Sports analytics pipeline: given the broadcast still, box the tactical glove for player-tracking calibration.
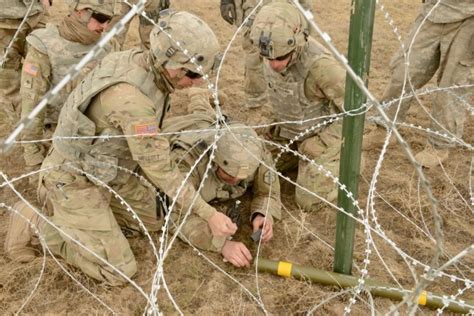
[220,0,236,25]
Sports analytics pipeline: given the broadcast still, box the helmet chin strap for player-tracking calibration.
[148,52,179,91]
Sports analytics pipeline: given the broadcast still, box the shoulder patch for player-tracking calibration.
[23,63,39,77]
[134,122,158,135]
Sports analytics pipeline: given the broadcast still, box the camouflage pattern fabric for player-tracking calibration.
[250,2,347,211]
[0,0,43,20]
[422,0,474,23]
[383,3,474,148]
[110,0,170,49]
[163,89,281,252]
[4,201,42,263]
[40,171,138,285]
[231,0,314,106]
[19,24,110,166]
[35,49,217,284]
[263,38,345,140]
[0,8,46,139]
[295,122,342,210]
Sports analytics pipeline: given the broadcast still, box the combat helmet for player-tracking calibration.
[214,125,263,179]
[250,1,308,60]
[65,0,115,17]
[149,10,220,77]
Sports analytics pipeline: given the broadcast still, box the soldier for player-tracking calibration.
[20,0,115,169]
[219,0,313,108]
[366,0,474,168]
[109,0,170,49]
[249,2,346,211]
[5,11,223,285]
[162,88,281,267]
[0,0,49,139]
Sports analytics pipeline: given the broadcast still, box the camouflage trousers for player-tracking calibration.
[383,15,474,147]
[270,123,343,211]
[0,13,45,138]
[25,157,162,285]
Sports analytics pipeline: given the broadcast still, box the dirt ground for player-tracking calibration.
[1,0,473,314]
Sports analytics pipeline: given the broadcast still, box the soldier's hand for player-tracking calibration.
[220,0,236,25]
[208,212,237,237]
[252,214,273,242]
[221,240,253,267]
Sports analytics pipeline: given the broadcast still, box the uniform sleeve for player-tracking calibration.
[20,45,51,142]
[305,56,346,112]
[170,147,202,190]
[186,88,216,115]
[100,84,217,221]
[250,148,282,222]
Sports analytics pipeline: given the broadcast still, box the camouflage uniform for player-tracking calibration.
[5,12,220,285]
[109,0,170,49]
[250,2,346,211]
[0,0,46,138]
[162,88,281,252]
[383,0,474,148]
[221,0,313,108]
[20,22,113,167]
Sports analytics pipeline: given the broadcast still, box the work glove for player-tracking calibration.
[220,0,236,25]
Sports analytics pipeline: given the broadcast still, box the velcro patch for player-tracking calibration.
[134,122,158,135]
[23,63,39,77]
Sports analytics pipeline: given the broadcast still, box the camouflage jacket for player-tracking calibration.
[162,88,282,222]
[0,0,43,20]
[22,24,110,127]
[233,0,313,27]
[43,49,217,221]
[422,0,474,23]
[264,37,345,140]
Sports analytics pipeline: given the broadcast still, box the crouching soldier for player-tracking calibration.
[20,0,115,168]
[4,11,221,285]
[162,88,281,267]
[0,0,49,139]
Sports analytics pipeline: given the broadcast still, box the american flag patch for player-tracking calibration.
[134,122,158,135]
[23,63,39,77]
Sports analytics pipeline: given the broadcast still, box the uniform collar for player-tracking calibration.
[143,52,175,94]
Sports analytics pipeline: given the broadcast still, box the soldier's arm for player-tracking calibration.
[250,148,282,222]
[170,147,202,190]
[20,45,51,144]
[305,56,346,112]
[102,84,217,221]
[186,88,216,115]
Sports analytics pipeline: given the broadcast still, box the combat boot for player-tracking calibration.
[415,145,449,168]
[4,201,42,263]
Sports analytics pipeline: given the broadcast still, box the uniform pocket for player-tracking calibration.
[51,179,114,232]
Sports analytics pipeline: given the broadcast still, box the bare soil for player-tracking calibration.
[0,0,472,314]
